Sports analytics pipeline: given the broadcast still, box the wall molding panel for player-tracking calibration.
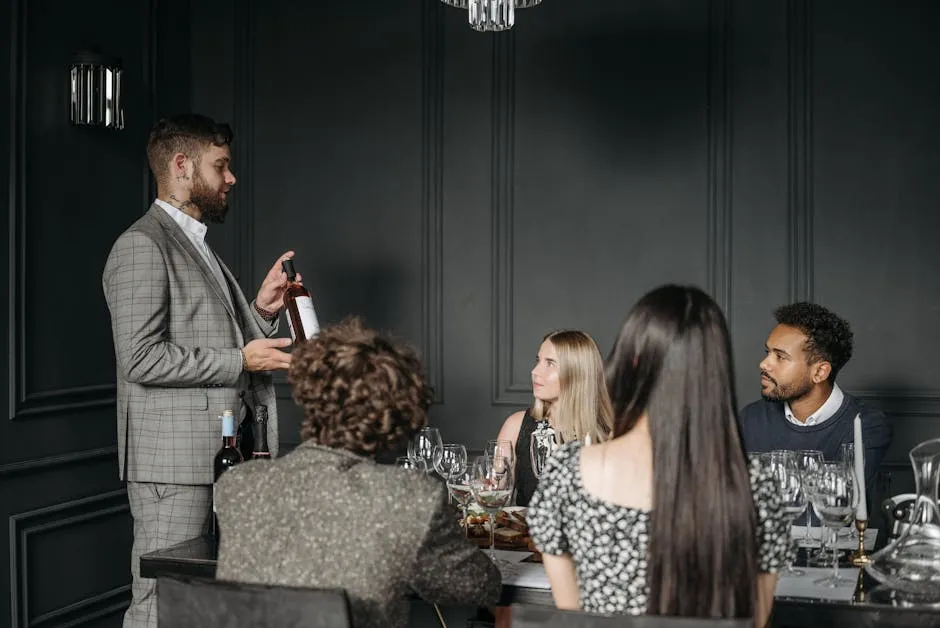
[9,489,131,627]
[786,0,814,304]
[707,0,734,323]
[490,32,522,407]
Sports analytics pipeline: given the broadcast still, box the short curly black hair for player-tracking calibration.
[773,302,854,381]
[287,316,433,456]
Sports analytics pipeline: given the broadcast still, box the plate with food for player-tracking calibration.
[464,505,535,551]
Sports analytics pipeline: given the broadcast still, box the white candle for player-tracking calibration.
[853,413,867,520]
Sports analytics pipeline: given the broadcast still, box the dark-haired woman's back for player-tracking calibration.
[529,437,788,626]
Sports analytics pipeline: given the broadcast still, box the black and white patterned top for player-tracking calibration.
[528,441,790,615]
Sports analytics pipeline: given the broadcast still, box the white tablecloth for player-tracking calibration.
[494,549,865,600]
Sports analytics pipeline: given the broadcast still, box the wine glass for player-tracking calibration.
[838,442,858,539]
[447,470,474,537]
[469,454,514,562]
[529,427,558,480]
[792,450,824,547]
[435,444,468,482]
[808,462,859,586]
[485,439,515,475]
[767,451,807,576]
[409,427,443,475]
[395,456,428,473]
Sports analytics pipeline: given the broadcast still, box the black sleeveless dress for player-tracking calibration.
[513,410,543,507]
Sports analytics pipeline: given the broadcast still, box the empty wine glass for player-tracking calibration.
[469,454,514,562]
[435,444,468,482]
[793,450,824,548]
[447,470,474,537]
[768,451,807,576]
[808,462,859,586]
[838,443,859,540]
[409,426,443,475]
[529,424,558,480]
[395,456,428,473]
[485,439,515,475]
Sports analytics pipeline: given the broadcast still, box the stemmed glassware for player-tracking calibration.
[447,470,474,537]
[808,462,859,586]
[395,456,428,473]
[767,451,808,576]
[435,444,468,481]
[484,439,515,503]
[791,450,825,551]
[838,443,859,540]
[469,454,515,562]
[409,427,443,476]
[485,439,515,475]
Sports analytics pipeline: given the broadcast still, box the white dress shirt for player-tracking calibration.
[155,199,232,305]
[784,383,844,426]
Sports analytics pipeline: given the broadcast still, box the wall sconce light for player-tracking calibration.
[69,51,124,130]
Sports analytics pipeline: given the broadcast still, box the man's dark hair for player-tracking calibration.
[773,302,854,381]
[146,114,233,183]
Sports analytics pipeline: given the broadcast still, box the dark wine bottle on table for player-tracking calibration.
[251,404,272,460]
[212,409,243,540]
[282,259,320,341]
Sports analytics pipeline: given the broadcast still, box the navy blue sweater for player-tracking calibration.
[738,392,892,489]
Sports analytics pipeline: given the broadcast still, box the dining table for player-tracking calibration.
[140,527,940,628]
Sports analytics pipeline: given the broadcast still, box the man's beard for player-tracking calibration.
[191,171,229,224]
[760,372,814,403]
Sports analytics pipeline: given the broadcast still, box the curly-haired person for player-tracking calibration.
[213,317,500,628]
[738,302,892,489]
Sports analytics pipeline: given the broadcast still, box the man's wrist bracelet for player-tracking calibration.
[254,302,278,322]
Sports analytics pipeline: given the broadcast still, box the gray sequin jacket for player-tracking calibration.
[214,440,502,628]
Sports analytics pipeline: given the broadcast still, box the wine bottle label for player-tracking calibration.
[221,413,235,437]
[290,296,320,340]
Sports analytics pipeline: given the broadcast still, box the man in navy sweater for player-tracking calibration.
[738,302,892,489]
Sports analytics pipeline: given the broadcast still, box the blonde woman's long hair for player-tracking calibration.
[531,329,614,444]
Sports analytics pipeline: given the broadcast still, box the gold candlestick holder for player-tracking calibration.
[851,518,871,567]
[852,563,866,602]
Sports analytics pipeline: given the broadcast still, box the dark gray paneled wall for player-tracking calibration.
[0,0,935,627]
[194,0,940,499]
[0,0,192,625]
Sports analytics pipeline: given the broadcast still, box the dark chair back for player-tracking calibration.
[512,605,754,628]
[157,576,351,627]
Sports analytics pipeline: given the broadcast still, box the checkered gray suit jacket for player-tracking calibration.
[103,204,280,485]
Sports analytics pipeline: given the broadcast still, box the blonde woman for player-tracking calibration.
[496,329,614,506]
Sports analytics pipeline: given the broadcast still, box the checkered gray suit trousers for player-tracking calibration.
[124,482,211,628]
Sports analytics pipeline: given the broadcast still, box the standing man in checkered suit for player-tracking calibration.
[102,114,299,628]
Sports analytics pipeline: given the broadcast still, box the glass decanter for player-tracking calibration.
[865,437,940,602]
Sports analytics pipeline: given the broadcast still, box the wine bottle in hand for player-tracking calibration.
[282,259,319,342]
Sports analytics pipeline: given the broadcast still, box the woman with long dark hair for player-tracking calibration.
[528,285,788,625]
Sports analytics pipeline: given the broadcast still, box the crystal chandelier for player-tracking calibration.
[441,0,541,32]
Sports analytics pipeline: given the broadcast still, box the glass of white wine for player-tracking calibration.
[447,470,474,536]
[469,454,514,562]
